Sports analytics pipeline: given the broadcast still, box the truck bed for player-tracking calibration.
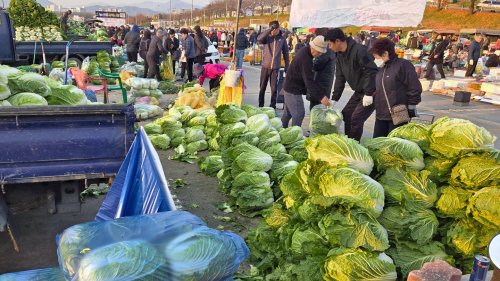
[0,104,135,184]
[14,41,113,57]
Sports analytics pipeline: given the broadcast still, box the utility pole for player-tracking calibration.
[276,0,279,20]
[226,0,228,19]
[191,0,193,26]
[170,0,172,22]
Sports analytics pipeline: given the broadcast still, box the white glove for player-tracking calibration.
[362,95,373,107]
[469,59,474,65]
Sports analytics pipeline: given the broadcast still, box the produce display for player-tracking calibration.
[85,51,121,85]
[126,77,162,100]
[158,81,180,95]
[66,20,90,38]
[8,0,58,29]
[0,64,92,106]
[15,26,64,42]
[86,28,110,42]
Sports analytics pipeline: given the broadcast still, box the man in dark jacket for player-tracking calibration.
[164,29,180,74]
[124,25,141,63]
[308,48,336,110]
[181,28,196,82]
[146,29,167,80]
[466,34,482,77]
[425,35,449,80]
[325,28,378,141]
[281,36,328,128]
[60,10,72,34]
[235,28,249,69]
[407,33,419,49]
[257,21,290,108]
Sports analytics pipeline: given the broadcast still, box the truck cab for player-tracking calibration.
[0,8,17,63]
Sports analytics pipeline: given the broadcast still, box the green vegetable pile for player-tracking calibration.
[245,134,396,280]
[368,118,498,275]
[87,28,110,42]
[85,51,121,85]
[8,0,59,29]
[0,64,91,106]
[158,81,180,95]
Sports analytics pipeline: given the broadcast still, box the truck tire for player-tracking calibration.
[60,55,83,68]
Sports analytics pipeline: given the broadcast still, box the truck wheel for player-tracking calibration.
[60,56,82,68]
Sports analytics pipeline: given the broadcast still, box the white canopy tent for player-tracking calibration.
[290,0,427,28]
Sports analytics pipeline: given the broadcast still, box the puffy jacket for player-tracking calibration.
[257,29,289,70]
[124,31,140,52]
[307,49,336,102]
[183,35,196,59]
[236,31,249,50]
[283,46,321,96]
[332,37,378,101]
[375,57,422,120]
[146,36,166,63]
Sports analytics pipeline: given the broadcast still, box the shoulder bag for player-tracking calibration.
[381,66,410,125]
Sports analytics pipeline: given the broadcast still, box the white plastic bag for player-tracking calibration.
[81,57,90,73]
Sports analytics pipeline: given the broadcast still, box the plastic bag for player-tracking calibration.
[0,268,66,281]
[57,211,249,281]
[81,57,90,73]
[134,104,163,120]
[309,104,343,135]
[49,68,72,85]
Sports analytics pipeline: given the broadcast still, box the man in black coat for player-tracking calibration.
[281,36,328,128]
[164,29,180,74]
[308,49,336,110]
[325,28,377,141]
[466,34,482,77]
[425,35,449,80]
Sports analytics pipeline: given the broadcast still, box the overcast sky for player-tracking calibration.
[48,0,210,7]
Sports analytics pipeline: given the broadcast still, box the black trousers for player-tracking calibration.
[195,55,205,64]
[425,61,445,79]
[259,67,279,108]
[373,119,405,138]
[143,59,149,78]
[209,77,221,90]
[341,92,375,141]
[127,51,138,63]
[180,62,187,79]
[186,58,195,82]
[172,60,177,74]
[465,59,478,77]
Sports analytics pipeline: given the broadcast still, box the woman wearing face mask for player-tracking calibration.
[371,38,422,137]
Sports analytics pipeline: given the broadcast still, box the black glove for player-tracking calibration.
[408,105,417,118]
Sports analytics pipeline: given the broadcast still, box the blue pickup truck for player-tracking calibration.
[0,9,112,66]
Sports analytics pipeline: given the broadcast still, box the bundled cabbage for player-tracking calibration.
[378,168,437,209]
[198,155,224,176]
[363,137,425,172]
[305,134,373,175]
[309,105,343,135]
[449,151,499,189]
[8,72,51,97]
[436,186,472,219]
[427,117,496,158]
[323,248,397,281]
[149,134,171,150]
[8,92,48,106]
[387,122,430,151]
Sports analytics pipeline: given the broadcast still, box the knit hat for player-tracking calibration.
[309,35,327,53]
[193,63,204,76]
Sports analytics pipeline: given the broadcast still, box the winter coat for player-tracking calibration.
[468,40,481,62]
[407,37,419,49]
[236,31,249,50]
[375,57,422,121]
[194,34,209,57]
[198,64,227,85]
[307,49,336,102]
[283,46,321,96]
[183,35,196,59]
[332,37,378,101]
[429,39,449,64]
[146,35,166,63]
[164,37,179,55]
[124,30,141,52]
[257,29,289,70]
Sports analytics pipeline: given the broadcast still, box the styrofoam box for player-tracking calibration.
[454,70,466,77]
[431,80,445,90]
[420,79,431,91]
[490,68,500,77]
[481,83,500,95]
[444,79,468,88]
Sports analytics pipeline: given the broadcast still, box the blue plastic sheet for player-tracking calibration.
[95,128,176,222]
[0,268,66,281]
[57,211,250,281]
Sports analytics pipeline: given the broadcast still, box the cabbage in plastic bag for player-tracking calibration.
[309,105,343,135]
[0,268,66,281]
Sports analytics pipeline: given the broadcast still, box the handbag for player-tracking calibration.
[381,67,410,126]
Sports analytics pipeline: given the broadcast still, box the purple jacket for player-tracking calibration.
[257,29,289,70]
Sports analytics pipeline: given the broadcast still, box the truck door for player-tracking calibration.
[0,10,16,63]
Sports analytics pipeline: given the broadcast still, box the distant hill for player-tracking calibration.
[82,0,200,16]
[84,5,158,16]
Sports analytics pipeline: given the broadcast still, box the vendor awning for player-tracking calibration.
[460,29,500,36]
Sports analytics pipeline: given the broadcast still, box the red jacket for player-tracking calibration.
[198,64,227,85]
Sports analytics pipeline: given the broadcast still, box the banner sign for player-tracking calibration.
[290,0,426,28]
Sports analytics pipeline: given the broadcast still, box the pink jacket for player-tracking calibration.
[198,64,227,85]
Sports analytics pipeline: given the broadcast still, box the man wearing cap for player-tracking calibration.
[281,36,329,128]
[257,21,290,109]
[193,63,227,91]
[325,28,378,141]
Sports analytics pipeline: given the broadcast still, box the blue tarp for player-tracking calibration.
[95,128,176,222]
